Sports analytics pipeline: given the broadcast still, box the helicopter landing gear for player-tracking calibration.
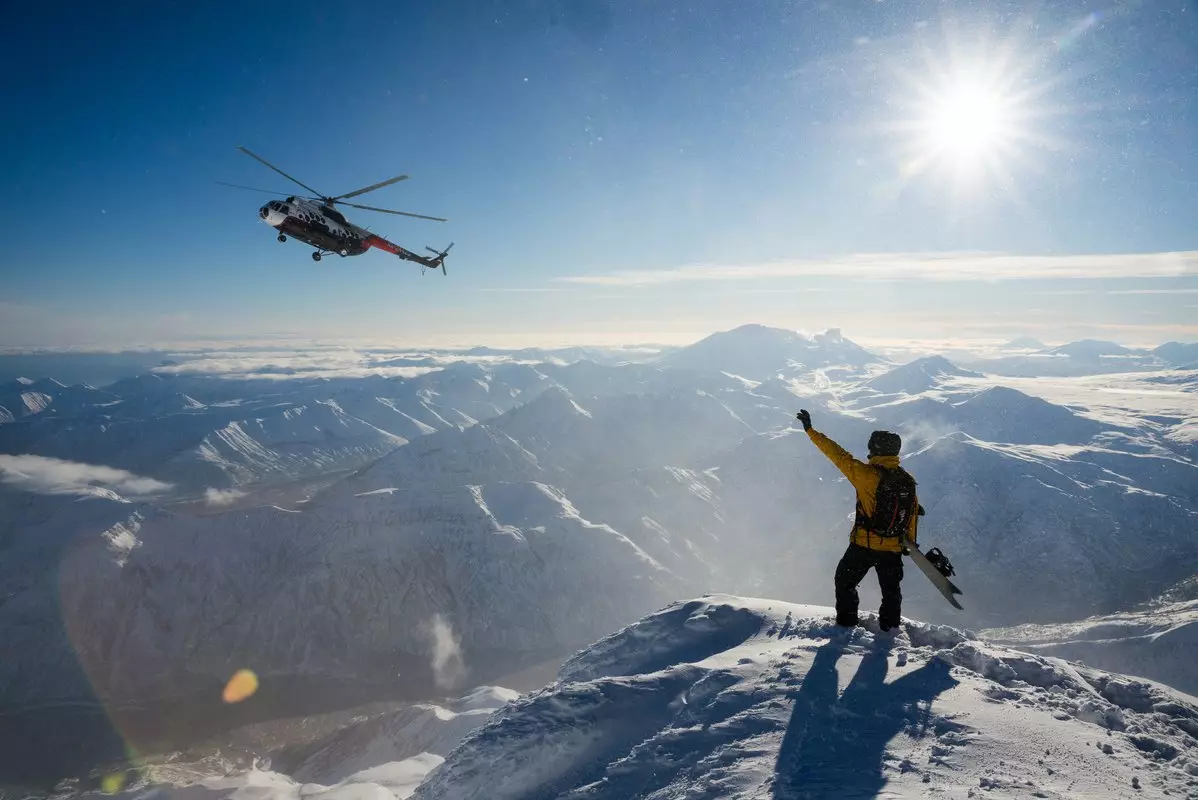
[311,251,322,262]
[277,234,287,243]
[338,248,349,257]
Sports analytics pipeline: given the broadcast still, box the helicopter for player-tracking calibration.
[221,146,454,274]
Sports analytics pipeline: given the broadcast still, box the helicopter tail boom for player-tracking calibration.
[366,236,452,274]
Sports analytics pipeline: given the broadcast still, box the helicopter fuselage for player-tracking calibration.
[260,196,371,256]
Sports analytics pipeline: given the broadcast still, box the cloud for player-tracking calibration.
[555,251,1198,287]
[1104,288,1198,295]
[0,455,172,497]
[151,349,449,381]
[204,488,248,507]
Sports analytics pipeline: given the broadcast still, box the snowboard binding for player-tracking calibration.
[925,547,955,578]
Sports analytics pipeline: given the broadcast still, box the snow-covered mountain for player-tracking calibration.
[340,386,756,496]
[1048,339,1137,359]
[965,339,1172,378]
[858,355,982,396]
[658,324,881,380]
[416,597,1198,799]
[325,367,1197,630]
[0,363,566,497]
[868,383,1120,445]
[0,377,118,422]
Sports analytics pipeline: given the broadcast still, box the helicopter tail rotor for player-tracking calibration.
[425,242,454,275]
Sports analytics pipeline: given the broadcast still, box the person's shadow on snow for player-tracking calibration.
[772,639,957,799]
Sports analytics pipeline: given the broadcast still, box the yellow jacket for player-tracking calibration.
[807,428,918,553]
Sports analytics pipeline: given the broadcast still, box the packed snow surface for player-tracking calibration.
[417,596,1198,799]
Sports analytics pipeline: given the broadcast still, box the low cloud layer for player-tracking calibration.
[149,348,556,381]
[557,251,1198,287]
[0,454,172,497]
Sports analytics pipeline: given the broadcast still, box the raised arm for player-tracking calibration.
[797,409,873,486]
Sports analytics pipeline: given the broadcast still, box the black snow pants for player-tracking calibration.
[834,543,904,630]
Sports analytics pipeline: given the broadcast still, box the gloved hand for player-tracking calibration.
[796,409,812,431]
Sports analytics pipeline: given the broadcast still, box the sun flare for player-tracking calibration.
[889,37,1059,200]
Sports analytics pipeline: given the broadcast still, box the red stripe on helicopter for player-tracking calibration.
[366,235,400,255]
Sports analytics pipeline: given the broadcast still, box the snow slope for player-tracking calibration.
[416,596,1198,799]
[340,386,756,496]
[160,400,406,488]
[983,580,1198,696]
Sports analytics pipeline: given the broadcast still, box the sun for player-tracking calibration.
[923,80,1011,165]
[888,37,1060,200]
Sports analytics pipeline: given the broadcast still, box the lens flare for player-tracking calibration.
[222,668,260,704]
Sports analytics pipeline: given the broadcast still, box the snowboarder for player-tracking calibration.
[796,409,919,631]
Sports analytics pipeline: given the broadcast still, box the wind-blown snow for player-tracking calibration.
[416,596,1198,799]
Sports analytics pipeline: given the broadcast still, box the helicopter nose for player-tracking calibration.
[259,205,286,227]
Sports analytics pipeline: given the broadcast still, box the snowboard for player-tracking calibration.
[900,535,964,610]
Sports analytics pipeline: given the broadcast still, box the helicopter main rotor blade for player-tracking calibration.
[217,181,292,196]
[332,174,410,202]
[237,146,325,199]
[339,201,447,222]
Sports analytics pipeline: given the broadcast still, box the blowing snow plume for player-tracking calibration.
[0,454,171,497]
[428,614,466,690]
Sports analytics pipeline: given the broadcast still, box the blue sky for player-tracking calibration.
[2,1,1196,348]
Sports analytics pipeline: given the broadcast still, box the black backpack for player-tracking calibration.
[856,467,917,539]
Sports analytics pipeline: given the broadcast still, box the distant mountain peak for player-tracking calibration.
[659,324,880,378]
[1154,341,1198,366]
[864,355,981,395]
[1003,336,1047,350]
[1048,339,1134,358]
